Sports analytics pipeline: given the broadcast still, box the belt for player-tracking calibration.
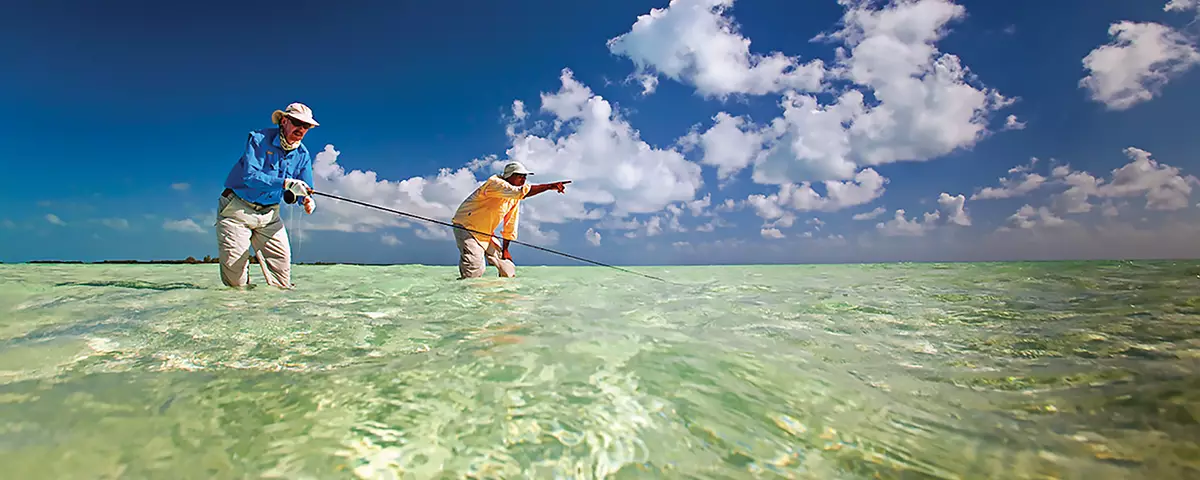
[222,188,276,211]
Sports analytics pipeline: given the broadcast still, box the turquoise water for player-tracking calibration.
[0,262,1198,479]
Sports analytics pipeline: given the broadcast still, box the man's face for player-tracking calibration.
[282,116,313,143]
[506,173,527,186]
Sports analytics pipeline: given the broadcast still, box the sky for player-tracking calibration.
[3,0,1200,266]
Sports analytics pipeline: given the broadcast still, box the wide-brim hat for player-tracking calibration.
[503,161,533,177]
[272,102,319,127]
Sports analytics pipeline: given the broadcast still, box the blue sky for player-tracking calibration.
[3,0,1200,265]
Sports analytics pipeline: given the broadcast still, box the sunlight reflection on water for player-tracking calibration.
[0,262,1198,478]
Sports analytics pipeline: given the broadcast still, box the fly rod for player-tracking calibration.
[310,190,675,284]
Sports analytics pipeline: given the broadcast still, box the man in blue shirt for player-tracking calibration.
[216,102,319,289]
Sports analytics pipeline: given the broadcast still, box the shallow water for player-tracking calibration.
[0,261,1198,479]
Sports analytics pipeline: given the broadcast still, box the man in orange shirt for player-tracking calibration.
[451,161,570,279]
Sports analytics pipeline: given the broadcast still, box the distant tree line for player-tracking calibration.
[26,255,343,265]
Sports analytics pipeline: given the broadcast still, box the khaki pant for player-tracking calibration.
[454,226,515,279]
[215,193,292,289]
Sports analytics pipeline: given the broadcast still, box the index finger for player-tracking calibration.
[560,180,572,185]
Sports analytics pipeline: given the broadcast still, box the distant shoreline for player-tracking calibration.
[5,258,1199,267]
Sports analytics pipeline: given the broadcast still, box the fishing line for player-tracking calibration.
[310,190,676,284]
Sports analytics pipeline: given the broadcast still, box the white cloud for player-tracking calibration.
[1053,169,1101,214]
[760,227,785,239]
[679,112,765,180]
[803,0,1010,167]
[1080,21,1200,110]
[171,183,190,191]
[746,191,788,220]
[502,69,705,219]
[310,145,479,239]
[305,69,704,244]
[674,0,1012,189]
[45,214,65,226]
[686,194,712,217]
[1100,147,1197,210]
[972,158,1047,200]
[876,209,939,236]
[852,206,886,220]
[511,100,527,121]
[873,191,968,235]
[1101,201,1120,217]
[381,234,402,246]
[1165,0,1200,14]
[937,193,971,226]
[1052,147,1197,213]
[163,219,205,234]
[1005,204,1066,230]
[606,0,826,98]
[745,168,888,231]
[767,213,796,229]
[1003,115,1026,130]
[585,228,601,246]
[1,219,14,229]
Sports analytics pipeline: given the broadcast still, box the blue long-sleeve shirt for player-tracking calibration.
[223,127,313,206]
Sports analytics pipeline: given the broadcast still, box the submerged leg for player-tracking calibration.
[484,238,516,278]
[216,215,253,287]
[251,213,293,289]
[455,227,486,279]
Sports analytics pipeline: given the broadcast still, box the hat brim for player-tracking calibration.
[272,110,319,127]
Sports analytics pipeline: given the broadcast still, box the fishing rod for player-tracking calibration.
[310,190,676,284]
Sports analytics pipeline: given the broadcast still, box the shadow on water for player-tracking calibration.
[54,280,208,291]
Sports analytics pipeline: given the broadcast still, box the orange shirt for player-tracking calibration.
[451,175,531,244]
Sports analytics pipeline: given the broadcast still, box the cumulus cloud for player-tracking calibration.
[1165,0,1200,16]
[876,209,940,236]
[500,69,704,219]
[606,0,826,98]
[1003,115,1027,130]
[1051,147,1198,214]
[744,167,888,229]
[381,234,402,246]
[974,148,1196,220]
[972,158,1047,200]
[585,228,602,246]
[1004,205,1067,230]
[1080,21,1200,110]
[668,0,1012,191]
[163,219,205,234]
[679,112,765,180]
[305,69,704,244]
[1101,201,1120,217]
[937,193,971,226]
[760,227,785,239]
[852,206,886,220]
[511,100,527,121]
[874,191,970,235]
[171,183,190,191]
[45,214,65,226]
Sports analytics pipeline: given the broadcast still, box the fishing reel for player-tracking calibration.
[283,190,302,204]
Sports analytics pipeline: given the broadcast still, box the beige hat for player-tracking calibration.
[503,161,533,177]
[272,102,319,126]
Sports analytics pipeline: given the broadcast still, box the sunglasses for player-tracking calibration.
[286,117,313,129]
